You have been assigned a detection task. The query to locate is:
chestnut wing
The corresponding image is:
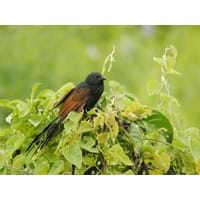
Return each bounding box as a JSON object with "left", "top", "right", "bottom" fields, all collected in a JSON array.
[{"left": 58, "top": 87, "right": 90, "bottom": 120}]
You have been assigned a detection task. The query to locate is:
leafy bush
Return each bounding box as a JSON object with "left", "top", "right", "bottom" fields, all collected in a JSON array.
[{"left": 0, "top": 46, "right": 199, "bottom": 175}]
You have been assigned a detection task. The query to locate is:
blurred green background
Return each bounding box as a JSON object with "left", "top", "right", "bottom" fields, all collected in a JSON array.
[{"left": 0, "top": 26, "right": 199, "bottom": 128}]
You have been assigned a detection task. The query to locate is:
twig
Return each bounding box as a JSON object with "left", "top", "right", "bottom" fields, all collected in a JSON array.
[{"left": 102, "top": 46, "right": 116, "bottom": 75}]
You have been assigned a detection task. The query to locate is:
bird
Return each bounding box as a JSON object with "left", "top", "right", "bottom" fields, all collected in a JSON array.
[{"left": 26, "top": 72, "right": 106, "bottom": 154}]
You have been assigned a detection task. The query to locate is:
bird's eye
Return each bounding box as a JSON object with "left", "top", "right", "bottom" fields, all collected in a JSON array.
[{"left": 96, "top": 75, "right": 101, "bottom": 79}]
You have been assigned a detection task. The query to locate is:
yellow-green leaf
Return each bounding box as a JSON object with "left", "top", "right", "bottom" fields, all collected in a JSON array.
[
  {"left": 62, "top": 143, "right": 82, "bottom": 169},
  {"left": 80, "top": 136, "right": 98, "bottom": 153},
  {"left": 34, "top": 160, "right": 50, "bottom": 175},
  {"left": 31, "top": 82, "right": 42, "bottom": 102},
  {"left": 152, "top": 151, "right": 171, "bottom": 173},
  {"left": 49, "top": 160, "right": 64, "bottom": 175},
  {"left": 105, "top": 144, "right": 133, "bottom": 166}
]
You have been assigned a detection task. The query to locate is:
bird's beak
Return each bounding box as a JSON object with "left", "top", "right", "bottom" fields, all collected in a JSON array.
[{"left": 101, "top": 76, "right": 106, "bottom": 81}]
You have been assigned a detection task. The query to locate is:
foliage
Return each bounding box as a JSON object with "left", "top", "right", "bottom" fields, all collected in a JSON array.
[{"left": 0, "top": 46, "right": 199, "bottom": 175}]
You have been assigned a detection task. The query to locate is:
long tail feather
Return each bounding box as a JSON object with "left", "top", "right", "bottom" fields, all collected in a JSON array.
[{"left": 26, "top": 118, "right": 62, "bottom": 154}]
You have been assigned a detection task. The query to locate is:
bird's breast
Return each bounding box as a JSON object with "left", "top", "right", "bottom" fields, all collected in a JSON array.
[{"left": 84, "top": 84, "right": 104, "bottom": 110}]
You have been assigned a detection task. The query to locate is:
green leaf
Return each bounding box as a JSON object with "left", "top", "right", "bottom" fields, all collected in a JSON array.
[
  {"left": 12, "top": 154, "right": 25, "bottom": 169},
  {"left": 130, "top": 123, "right": 141, "bottom": 138},
  {"left": 147, "top": 80, "right": 161, "bottom": 96},
  {"left": 34, "top": 160, "right": 50, "bottom": 175},
  {"left": 105, "top": 144, "right": 133, "bottom": 166},
  {"left": 164, "top": 45, "right": 181, "bottom": 75},
  {"left": 6, "top": 134, "right": 25, "bottom": 154},
  {"left": 172, "top": 132, "right": 187, "bottom": 150},
  {"left": 189, "top": 135, "right": 200, "bottom": 161},
  {"left": 80, "top": 136, "right": 98, "bottom": 153},
  {"left": 104, "top": 112, "right": 119, "bottom": 142},
  {"left": 5, "top": 113, "right": 13, "bottom": 124},
  {"left": 31, "top": 82, "right": 42, "bottom": 102},
  {"left": 14, "top": 135, "right": 25, "bottom": 149},
  {"left": 195, "top": 160, "right": 200, "bottom": 174},
  {"left": 49, "top": 160, "right": 64, "bottom": 175},
  {"left": 11, "top": 100, "right": 30, "bottom": 118},
  {"left": 62, "top": 143, "right": 82, "bottom": 169},
  {"left": 82, "top": 154, "right": 97, "bottom": 166},
  {"left": 165, "top": 55, "right": 176, "bottom": 69},
  {"left": 56, "top": 82, "right": 74, "bottom": 96},
  {"left": 145, "top": 110, "right": 173, "bottom": 143},
  {"left": 154, "top": 45, "right": 181, "bottom": 76},
  {"left": 63, "top": 120, "right": 77, "bottom": 133},
  {"left": 38, "top": 89, "right": 55, "bottom": 98},
  {"left": 28, "top": 114, "right": 42, "bottom": 127},
  {"left": 0, "top": 128, "right": 12, "bottom": 137},
  {"left": 93, "top": 112, "right": 105, "bottom": 129},
  {"left": 152, "top": 151, "right": 171, "bottom": 173},
  {"left": 79, "top": 120, "right": 93, "bottom": 133},
  {"left": 67, "top": 111, "right": 83, "bottom": 123},
  {"left": 181, "top": 152, "right": 196, "bottom": 174},
  {"left": 97, "top": 132, "right": 109, "bottom": 146}
]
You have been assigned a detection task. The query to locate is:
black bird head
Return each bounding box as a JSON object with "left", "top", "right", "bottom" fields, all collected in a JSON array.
[{"left": 85, "top": 72, "right": 106, "bottom": 86}]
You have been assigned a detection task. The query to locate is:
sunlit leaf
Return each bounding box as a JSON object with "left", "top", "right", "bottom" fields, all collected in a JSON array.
[
  {"left": 97, "top": 132, "right": 109, "bottom": 146},
  {"left": 105, "top": 144, "right": 133, "bottom": 166},
  {"left": 145, "top": 110, "right": 173, "bottom": 143},
  {"left": 34, "top": 160, "right": 50, "bottom": 175},
  {"left": 93, "top": 112, "right": 105, "bottom": 129},
  {"left": 80, "top": 136, "right": 98, "bottom": 153},
  {"left": 5, "top": 113, "right": 13, "bottom": 124},
  {"left": 31, "top": 82, "right": 42, "bottom": 103},
  {"left": 82, "top": 154, "right": 97, "bottom": 166},
  {"left": 12, "top": 154, "right": 25, "bottom": 169},
  {"left": 181, "top": 152, "right": 195, "bottom": 174},
  {"left": 62, "top": 143, "right": 82, "bottom": 169},
  {"left": 152, "top": 151, "right": 171, "bottom": 173},
  {"left": 56, "top": 82, "right": 74, "bottom": 96},
  {"left": 104, "top": 112, "right": 119, "bottom": 142},
  {"left": 28, "top": 114, "right": 42, "bottom": 127},
  {"left": 49, "top": 160, "right": 64, "bottom": 175},
  {"left": 11, "top": 100, "right": 30, "bottom": 118},
  {"left": 79, "top": 120, "right": 93, "bottom": 133},
  {"left": 195, "top": 160, "right": 200, "bottom": 175},
  {"left": 0, "top": 128, "right": 13, "bottom": 137},
  {"left": 67, "top": 111, "right": 83, "bottom": 123}
]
